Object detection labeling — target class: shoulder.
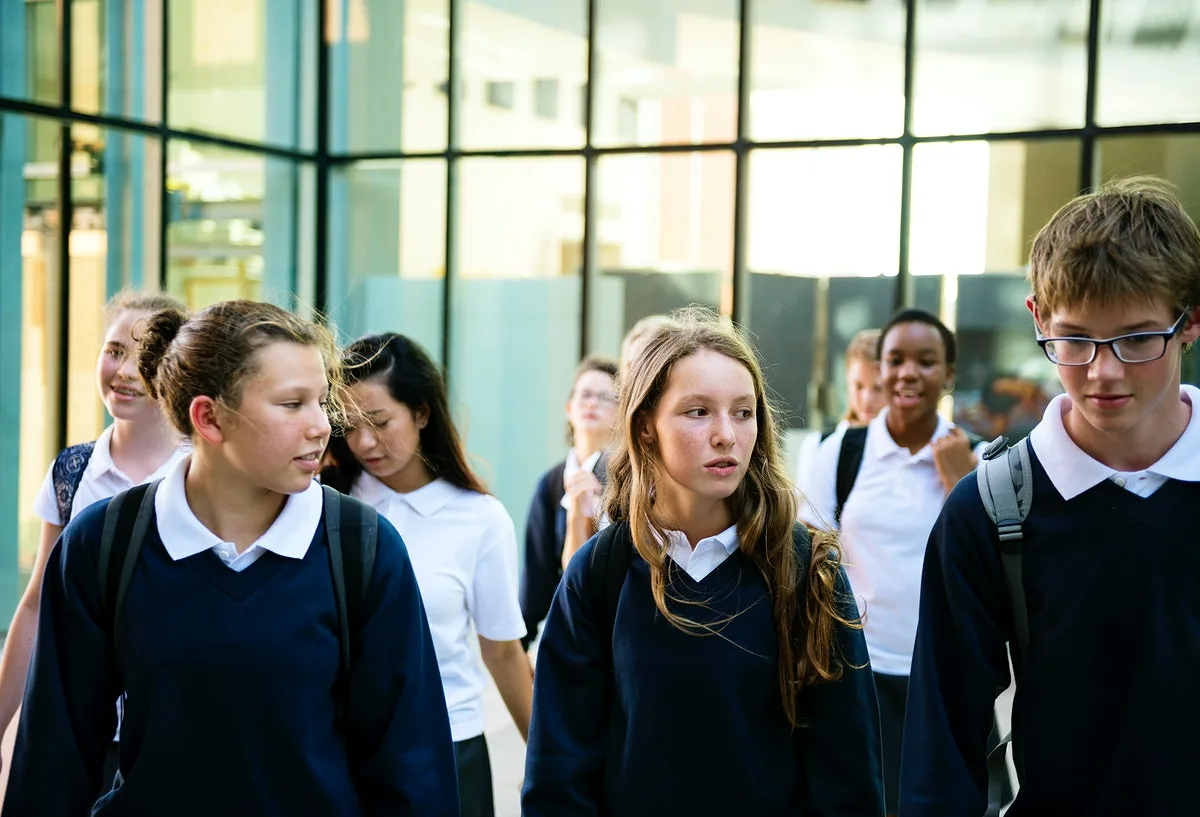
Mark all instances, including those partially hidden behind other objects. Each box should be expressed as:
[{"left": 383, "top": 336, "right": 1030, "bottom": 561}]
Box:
[
  {"left": 56, "top": 497, "right": 114, "bottom": 567},
  {"left": 533, "top": 462, "right": 567, "bottom": 496},
  {"left": 52, "top": 441, "right": 98, "bottom": 476},
  {"left": 454, "top": 488, "right": 514, "bottom": 527}
]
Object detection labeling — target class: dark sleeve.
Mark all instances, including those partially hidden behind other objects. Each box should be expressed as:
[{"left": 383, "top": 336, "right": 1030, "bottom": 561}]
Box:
[
  {"left": 345, "top": 518, "right": 459, "bottom": 817},
  {"left": 899, "top": 474, "right": 1013, "bottom": 817},
  {"left": 521, "top": 535, "right": 610, "bottom": 817},
  {"left": 796, "top": 566, "right": 886, "bottom": 817},
  {"left": 2, "top": 504, "right": 121, "bottom": 817},
  {"left": 520, "top": 468, "right": 562, "bottom": 650}
]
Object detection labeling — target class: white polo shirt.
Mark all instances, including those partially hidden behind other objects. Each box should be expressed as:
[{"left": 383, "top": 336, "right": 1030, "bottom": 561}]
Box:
[
  {"left": 154, "top": 455, "right": 323, "bottom": 572},
  {"left": 33, "top": 425, "right": 189, "bottom": 526},
  {"left": 799, "top": 409, "right": 985, "bottom": 676},
  {"left": 1029, "top": 384, "right": 1200, "bottom": 499},
  {"left": 352, "top": 474, "right": 526, "bottom": 743}
]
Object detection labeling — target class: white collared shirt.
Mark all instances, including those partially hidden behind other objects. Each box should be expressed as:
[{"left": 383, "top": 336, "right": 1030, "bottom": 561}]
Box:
[
  {"left": 154, "top": 456, "right": 323, "bottom": 572},
  {"left": 560, "top": 448, "right": 603, "bottom": 511},
  {"left": 1029, "top": 384, "right": 1200, "bottom": 500},
  {"left": 663, "top": 524, "right": 740, "bottom": 582},
  {"left": 799, "top": 409, "right": 986, "bottom": 676},
  {"left": 34, "top": 425, "right": 189, "bottom": 526},
  {"left": 352, "top": 473, "right": 526, "bottom": 742}
]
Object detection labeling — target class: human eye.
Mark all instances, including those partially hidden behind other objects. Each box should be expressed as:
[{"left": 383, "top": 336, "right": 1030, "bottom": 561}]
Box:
[
  {"left": 281, "top": 401, "right": 302, "bottom": 409},
  {"left": 684, "top": 407, "right": 708, "bottom": 418},
  {"left": 735, "top": 408, "right": 755, "bottom": 420}
]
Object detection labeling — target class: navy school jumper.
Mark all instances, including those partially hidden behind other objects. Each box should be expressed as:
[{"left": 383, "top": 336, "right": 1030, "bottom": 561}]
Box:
[
  {"left": 3, "top": 497, "right": 459, "bottom": 817},
  {"left": 901, "top": 447, "right": 1200, "bottom": 816},
  {"left": 522, "top": 523, "right": 885, "bottom": 817}
]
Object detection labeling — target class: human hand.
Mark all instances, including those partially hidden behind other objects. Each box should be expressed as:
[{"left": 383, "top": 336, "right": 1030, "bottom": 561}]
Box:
[
  {"left": 564, "top": 470, "right": 603, "bottom": 519},
  {"left": 931, "top": 427, "right": 978, "bottom": 495}
]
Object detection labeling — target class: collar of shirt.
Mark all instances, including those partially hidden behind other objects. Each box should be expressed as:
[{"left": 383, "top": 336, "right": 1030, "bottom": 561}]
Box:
[
  {"left": 663, "top": 524, "right": 740, "bottom": 582},
  {"left": 354, "top": 473, "right": 461, "bottom": 518},
  {"left": 867, "top": 408, "right": 954, "bottom": 464},
  {"left": 154, "top": 455, "right": 323, "bottom": 561},
  {"left": 88, "top": 425, "right": 189, "bottom": 484},
  {"left": 560, "top": 449, "right": 603, "bottom": 510},
  {"left": 1029, "top": 384, "right": 1200, "bottom": 500}
]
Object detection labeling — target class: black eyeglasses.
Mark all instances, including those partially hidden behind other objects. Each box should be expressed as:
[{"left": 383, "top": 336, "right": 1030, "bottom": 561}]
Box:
[{"left": 1037, "top": 312, "right": 1191, "bottom": 366}]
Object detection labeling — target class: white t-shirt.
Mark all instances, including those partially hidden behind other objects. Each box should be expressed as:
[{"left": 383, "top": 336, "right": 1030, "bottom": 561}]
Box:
[
  {"left": 799, "top": 409, "right": 985, "bottom": 676},
  {"left": 352, "top": 474, "right": 526, "bottom": 742},
  {"left": 33, "top": 425, "right": 189, "bottom": 526}
]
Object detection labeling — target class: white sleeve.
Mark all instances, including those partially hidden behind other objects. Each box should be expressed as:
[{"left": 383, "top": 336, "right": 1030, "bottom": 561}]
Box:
[
  {"left": 797, "top": 428, "right": 844, "bottom": 533},
  {"left": 32, "top": 464, "right": 62, "bottom": 526},
  {"left": 469, "top": 503, "right": 528, "bottom": 642}
]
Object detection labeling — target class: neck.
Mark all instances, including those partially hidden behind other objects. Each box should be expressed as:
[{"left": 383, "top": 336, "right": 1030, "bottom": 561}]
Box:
[
  {"left": 573, "top": 434, "right": 605, "bottom": 463},
  {"left": 885, "top": 409, "right": 940, "bottom": 454},
  {"left": 653, "top": 489, "right": 734, "bottom": 549},
  {"left": 380, "top": 459, "right": 436, "bottom": 495},
  {"left": 1064, "top": 389, "right": 1190, "bottom": 472},
  {"left": 185, "top": 451, "right": 287, "bottom": 552},
  {"left": 109, "top": 414, "right": 180, "bottom": 481}
]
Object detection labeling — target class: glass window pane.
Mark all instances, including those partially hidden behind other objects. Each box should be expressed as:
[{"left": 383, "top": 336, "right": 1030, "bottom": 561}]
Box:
[
  {"left": 913, "top": 0, "right": 1088, "bottom": 136},
  {"left": 910, "top": 139, "right": 1081, "bottom": 440},
  {"left": 165, "top": 141, "right": 312, "bottom": 310},
  {"left": 744, "top": 146, "right": 902, "bottom": 434},
  {"left": 12, "top": 0, "right": 60, "bottom": 105},
  {"left": 588, "top": 151, "right": 736, "bottom": 356},
  {"left": 328, "top": 159, "right": 446, "bottom": 356},
  {"left": 1097, "top": 2, "right": 1200, "bottom": 127},
  {"left": 748, "top": 0, "right": 905, "bottom": 141},
  {"left": 451, "top": 157, "right": 584, "bottom": 535},
  {"left": 72, "top": 0, "right": 164, "bottom": 121},
  {"left": 329, "top": 0, "right": 448, "bottom": 155},
  {"left": 168, "top": 0, "right": 316, "bottom": 150},
  {"left": 459, "top": 1, "right": 587, "bottom": 150},
  {"left": 593, "top": 0, "right": 739, "bottom": 147}
]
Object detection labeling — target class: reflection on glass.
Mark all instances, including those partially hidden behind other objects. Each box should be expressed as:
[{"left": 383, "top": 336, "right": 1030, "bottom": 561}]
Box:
[
  {"left": 589, "top": 151, "right": 735, "bottom": 357},
  {"left": 330, "top": 160, "right": 446, "bottom": 355},
  {"left": 459, "top": 1, "right": 587, "bottom": 150},
  {"left": 744, "top": 146, "right": 902, "bottom": 432},
  {"left": 168, "top": 0, "right": 315, "bottom": 149},
  {"left": 912, "top": 0, "right": 1088, "bottom": 135},
  {"left": 451, "top": 157, "right": 584, "bottom": 535},
  {"left": 166, "top": 141, "right": 310, "bottom": 310},
  {"left": 71, "top": 0, "right": 162, "bottom": 120},
  {"left": 593, "top": 0, "right": 739, "bottom": 147},
  {"left": 910, "top": 139, "right": 1079, "bottom": 440},
  {"left": 15, "top": 0, "right": 59, "bottom": 104},
  {"left": 329, "top": 0, "right": 449, "bottom": 154},
  {"left": 1097, "top": 2, "right": 1200, "bottom": 127},
  {"left": 1096, "top": 135, "right": 1200, "bottom": 222},
  {"left": 747, "top": 0, "right": 905, "bottom": 140}
]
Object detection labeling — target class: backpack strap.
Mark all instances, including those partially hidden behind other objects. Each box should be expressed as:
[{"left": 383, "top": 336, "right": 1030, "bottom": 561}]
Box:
[
  {"left": 976, "top": 436, "right": 1033, "bottom": 657},
  {"left": 834, "top": 426, "right": 868, "bottom": 525},
  {"left": 587, "top": 522, "right": 633, "bottom": 668},
  {"left": 52, "top": 441, "right": 97, "bottom": 525},
  {"left": 321, "top": 486, "right": 379, "bottom": 698},
  {"left": 97, "top": 481, "right": 160, "bottom": 640}
]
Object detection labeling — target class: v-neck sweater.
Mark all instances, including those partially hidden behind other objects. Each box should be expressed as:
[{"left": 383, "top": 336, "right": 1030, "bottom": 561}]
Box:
[{"left": 3, "top": 498, "right": 459, "bottom": 817}]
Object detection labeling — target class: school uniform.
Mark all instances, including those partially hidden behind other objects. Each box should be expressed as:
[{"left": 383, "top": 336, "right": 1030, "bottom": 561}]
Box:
[
  {"left": 798, "top": 408, "right": 985, "bottom": 813},
  {"left": 352, "top": 473, "right": 527, "bottom": 817},
  {"left": 902, "top": 385, "right": 1200, "bottom": 817},
  {"left": 4, "top": 456, "right": 458, "bottom": 817},
  {"left": 521, "top": 450, "right": 608, "bottom": 649},
  {"left": 33, "top": 425, "right": 188, "bottom": 526},
  {"left": 522, "top": 522, "right": 884, "bottom": 817}
]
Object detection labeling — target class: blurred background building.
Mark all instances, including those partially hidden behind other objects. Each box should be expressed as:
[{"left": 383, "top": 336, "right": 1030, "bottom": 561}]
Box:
[{"left": 1, "top": 0, "right": 1199, "bottom": 617}]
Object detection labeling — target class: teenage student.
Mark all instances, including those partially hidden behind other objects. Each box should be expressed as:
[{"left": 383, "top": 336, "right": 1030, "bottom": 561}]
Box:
[
  {"left": 521, "top": 356, "right": 619, "bottom": 648},
  {"left": 2, "top": 301, "right": 458, "bottom": 816},
  {"left": 799, "top": 308, "right": 983, "bottom": 817},
  {"left": 0, "top": 290, "right": 188, "bottom": 781},
  {"left": 901, "top": 177, "right": 1200, "bottom": 815},
  {"left": 321, "top": 333, "right": 531, "bottom": 817},
  {"left": 523, "top": 309, "right": 884, "bottom": 817},
  {"left": 618, "top": 314, "right": 671, "bottom": 380}
]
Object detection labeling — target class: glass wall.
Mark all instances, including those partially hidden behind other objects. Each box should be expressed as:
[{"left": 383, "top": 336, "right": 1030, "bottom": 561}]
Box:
[{"left": 4, "top": 0, "right": 1200, "bottom": 609}]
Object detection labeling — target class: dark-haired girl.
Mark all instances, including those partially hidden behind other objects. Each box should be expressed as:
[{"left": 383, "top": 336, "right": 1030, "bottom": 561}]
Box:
[
  {"left": 322, "top": 333, "right": 532, "bottom": 817},
  {"left": 3, "top": 301, "right": 458, "bottom": 817},
  {"left": 523, "top": 309, "right": 883, "bottom": 817},
  {"left": 799, "top": 308, "right": 985, "bottom": 816}
]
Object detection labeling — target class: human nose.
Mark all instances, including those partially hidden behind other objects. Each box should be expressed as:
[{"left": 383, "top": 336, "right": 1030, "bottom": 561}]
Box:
[
  {"left": 309, "top": 405, "right": 331, "bottom": 439},
  {"left": 1088, "top": 343, "right": 1125, "bottom": 380},
  {"left": 711, "top": 413, "right": 735, "bottom": 447},
  {"left": 116, "top": 351, "right": 139, "bottom": 381}
]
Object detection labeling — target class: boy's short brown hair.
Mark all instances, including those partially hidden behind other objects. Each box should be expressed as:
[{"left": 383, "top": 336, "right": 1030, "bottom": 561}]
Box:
[{"left": 1029, "top": 176, "right": 1200, "bottom": 316}]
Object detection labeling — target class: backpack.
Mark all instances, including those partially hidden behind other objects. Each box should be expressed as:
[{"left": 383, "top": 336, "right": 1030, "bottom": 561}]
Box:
[
  {"left": 51, "top": 441, "right": 97, "bottom": 526},
  {"left": 833, "top": 425, "right": 986, "bottom": 524},
  {"left": 96, "top": 482, "right": 378, "bottom": 703}
]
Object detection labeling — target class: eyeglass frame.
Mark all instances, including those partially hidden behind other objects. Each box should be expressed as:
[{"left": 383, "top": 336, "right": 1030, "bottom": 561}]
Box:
[{"left": 1035, "top": 311, "right": 1192, "bottom": 366}]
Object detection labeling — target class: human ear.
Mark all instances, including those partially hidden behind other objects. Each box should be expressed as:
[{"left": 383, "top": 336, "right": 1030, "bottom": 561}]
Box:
[
  {"left": 190, "top": 396, "right": 225, "bottom": 447},
  {"left": 637, "top": 413, "right": 656, "bottom": 446},
  {"left": 414, "top": 403, "right": 431, "bottom": 431},
  {"left": 1026, "top": 295, "right": 1046, "bottom": 335},
  {"left": 1180, "top": 306, "right": 1200, "bottom": 345}
]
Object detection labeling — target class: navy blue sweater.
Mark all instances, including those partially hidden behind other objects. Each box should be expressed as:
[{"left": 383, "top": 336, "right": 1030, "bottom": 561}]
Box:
[
  {"left": 4, "top": 498, "right": 459, "bottom": 817},
  {"left": 902, "top": 449, "right": 1200, "bottom": 816},
  {"left": 522, "top": 529, "right": 884, "bottom": 817}
]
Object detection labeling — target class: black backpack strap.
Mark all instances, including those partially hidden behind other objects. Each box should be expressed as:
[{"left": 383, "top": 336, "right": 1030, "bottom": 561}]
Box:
[
  {"left": 321, "top": 486, "right": 379, "bottom": 699},
  {"left": 52, "top": 441, "right": 97, "bottom": 525},
  {"left": 587, "top": 522, "right": 633, "bottom": 668},
  {"left": 97, "top": 481, "right": 160, "bottom": 639},
  {"left": 834, "top": 427, "right": 868, "bottom": 525}
]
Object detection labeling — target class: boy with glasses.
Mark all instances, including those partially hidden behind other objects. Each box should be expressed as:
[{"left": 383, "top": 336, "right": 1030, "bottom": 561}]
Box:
[{"left": 900, "top": 177, "right": 1200, "bottom": 816}]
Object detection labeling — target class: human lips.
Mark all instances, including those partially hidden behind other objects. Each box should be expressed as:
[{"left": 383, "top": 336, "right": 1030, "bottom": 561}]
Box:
[
  {"left": 294, "top": 450, "right": 323, "bottom": 472},
  {"left": 704, "top": 457, "right": 739, "bottom": 477},
  {"left": 892, "top": 387, "right": 923, "bottom": 408},
  {"left": 110, "top": 383, "right": 144, "bottom": 400},
  {"left": 1086, "top": 392, "right": 1132, "bottom": 410}
]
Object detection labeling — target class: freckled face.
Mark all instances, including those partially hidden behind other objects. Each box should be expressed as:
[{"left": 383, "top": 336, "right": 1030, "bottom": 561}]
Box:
[{"left": 98, "top": 309, "right": 157, "bottom": 422}]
